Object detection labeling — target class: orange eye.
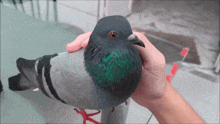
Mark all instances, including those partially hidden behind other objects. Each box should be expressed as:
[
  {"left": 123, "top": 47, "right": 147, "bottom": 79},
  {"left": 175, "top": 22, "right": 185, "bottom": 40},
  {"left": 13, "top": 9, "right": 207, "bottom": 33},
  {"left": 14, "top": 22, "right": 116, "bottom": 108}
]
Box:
[{"left": 109, "top": 32, "right": 117, "bottom": 38}]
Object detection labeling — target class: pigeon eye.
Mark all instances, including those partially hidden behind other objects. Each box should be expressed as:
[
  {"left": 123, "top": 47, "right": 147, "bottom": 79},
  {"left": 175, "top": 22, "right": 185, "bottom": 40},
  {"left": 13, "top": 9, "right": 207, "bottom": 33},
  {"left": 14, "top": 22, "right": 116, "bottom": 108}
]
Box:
[{"left": 109, "top": 32, "right": 117, "bottom": 38}]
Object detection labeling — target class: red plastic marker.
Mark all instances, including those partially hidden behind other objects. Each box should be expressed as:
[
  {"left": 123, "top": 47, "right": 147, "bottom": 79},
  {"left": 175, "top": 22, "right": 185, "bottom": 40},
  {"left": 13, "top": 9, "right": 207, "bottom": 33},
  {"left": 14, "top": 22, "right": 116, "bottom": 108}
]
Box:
[
  {"left": 167, "top": 63, "right": 179, "bottom": 83},
  {"left": 166, "top": 75, "right": 173, "bottom": 83},
  {"left": 180, "top": 48, "right": 189, "bottom": 56},
  {"left": 171, "top": 63, "right": 179, "bottom": 75}
]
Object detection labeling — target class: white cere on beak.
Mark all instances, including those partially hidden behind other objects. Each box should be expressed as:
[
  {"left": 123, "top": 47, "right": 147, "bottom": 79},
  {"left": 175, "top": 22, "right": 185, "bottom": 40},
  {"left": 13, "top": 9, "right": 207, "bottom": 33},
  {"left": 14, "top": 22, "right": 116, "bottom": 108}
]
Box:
[{"left": 127, "top": 34, "right": 137, "bottom": 41}]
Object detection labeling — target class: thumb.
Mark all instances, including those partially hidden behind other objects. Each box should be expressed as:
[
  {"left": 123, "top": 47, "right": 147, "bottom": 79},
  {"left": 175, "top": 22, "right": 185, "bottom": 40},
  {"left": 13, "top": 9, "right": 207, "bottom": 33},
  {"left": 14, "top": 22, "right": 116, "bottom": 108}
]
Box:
[{"left": 133, "top": 31, "right": 165, "bottom": 67}]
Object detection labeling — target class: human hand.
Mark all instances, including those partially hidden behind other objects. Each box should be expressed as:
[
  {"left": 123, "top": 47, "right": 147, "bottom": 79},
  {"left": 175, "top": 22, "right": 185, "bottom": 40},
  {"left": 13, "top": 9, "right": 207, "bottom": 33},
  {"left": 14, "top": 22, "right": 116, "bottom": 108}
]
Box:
[
  {"left": 130, "top": 31, "right": 167, "bottom": 108},
  {"left": 66, "top": 31, "right": 167, "bottom": 108}
]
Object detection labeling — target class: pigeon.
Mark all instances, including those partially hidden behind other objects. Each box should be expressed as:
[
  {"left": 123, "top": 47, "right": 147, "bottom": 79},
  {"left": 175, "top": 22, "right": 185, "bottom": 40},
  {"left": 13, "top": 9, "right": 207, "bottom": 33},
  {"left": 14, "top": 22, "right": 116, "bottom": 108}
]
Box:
[{"left": 8, "top": 15, "right": 145, "bottom": 124}]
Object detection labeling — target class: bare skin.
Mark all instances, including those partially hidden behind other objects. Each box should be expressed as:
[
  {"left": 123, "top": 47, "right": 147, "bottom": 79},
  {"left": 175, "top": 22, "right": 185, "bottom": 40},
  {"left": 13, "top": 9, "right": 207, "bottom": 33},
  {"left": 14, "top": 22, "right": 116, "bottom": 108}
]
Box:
[{"left": 66, "top": 31, "right": 205, "bottom": 123}]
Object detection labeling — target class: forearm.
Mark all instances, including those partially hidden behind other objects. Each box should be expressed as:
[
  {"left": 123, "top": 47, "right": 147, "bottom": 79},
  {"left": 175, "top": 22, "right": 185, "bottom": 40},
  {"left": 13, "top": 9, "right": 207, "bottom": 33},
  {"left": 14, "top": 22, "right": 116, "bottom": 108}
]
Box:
[{"left": 147, "top": 82, "right": 205, "bottom": 123}]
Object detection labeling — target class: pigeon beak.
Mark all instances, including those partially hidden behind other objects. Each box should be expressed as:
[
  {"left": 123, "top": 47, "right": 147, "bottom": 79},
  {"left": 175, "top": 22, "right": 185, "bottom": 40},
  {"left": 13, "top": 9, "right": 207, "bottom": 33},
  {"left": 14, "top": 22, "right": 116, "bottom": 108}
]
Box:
[{"left": 127, "top": 34, "right": 145, "bottom": 48}]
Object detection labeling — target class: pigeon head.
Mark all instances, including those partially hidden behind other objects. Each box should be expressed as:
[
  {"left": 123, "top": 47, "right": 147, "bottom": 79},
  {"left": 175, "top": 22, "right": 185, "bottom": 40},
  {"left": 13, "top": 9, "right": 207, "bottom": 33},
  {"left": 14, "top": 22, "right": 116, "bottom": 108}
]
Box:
[
  {"left": 84, "top": 15, "right": 144, "bottom": 98},
  {"left": 89, "top": 15, "right": 145, "bottom": 49}
]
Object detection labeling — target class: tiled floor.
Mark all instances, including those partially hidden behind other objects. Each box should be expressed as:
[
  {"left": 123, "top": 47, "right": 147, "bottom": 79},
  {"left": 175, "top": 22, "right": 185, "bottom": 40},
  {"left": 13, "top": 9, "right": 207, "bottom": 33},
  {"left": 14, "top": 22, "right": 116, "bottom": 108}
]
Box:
[
  {"left": 1, "top": 0, "right": 219, "bottom": 123},
  {"left": 129, "top": 1, "right": 219, "bottom": 70}
]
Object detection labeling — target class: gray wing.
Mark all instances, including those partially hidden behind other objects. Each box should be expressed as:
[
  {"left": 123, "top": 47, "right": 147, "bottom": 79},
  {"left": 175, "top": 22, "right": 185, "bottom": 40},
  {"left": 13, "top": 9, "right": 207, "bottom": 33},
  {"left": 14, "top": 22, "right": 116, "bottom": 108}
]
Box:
[{"left": 47, "top": 49, "right": 123, "bottom": 110}]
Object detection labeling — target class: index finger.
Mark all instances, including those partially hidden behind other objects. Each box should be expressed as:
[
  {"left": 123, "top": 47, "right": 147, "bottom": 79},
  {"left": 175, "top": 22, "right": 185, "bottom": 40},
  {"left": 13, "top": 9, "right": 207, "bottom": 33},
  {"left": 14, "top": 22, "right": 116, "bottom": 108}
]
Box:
[{"left": 66, "top": 31, "right": 92, "bottom": 53}]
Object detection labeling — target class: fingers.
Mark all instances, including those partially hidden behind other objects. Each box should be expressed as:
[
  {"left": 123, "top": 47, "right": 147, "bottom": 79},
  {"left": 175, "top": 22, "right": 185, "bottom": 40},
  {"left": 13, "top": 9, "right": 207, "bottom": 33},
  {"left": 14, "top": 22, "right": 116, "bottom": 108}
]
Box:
[
  {"left": 133, "top": 31, "right": 165, "bottom": 66},
  {"left": 81, "top": 37, "right": 90, "bottom": 48},
  {"left": 66, "top": 31, "right": 92, "bottom": 53},
  {"left": 66, "top": 41, "right": 83, "bottom": 53}
]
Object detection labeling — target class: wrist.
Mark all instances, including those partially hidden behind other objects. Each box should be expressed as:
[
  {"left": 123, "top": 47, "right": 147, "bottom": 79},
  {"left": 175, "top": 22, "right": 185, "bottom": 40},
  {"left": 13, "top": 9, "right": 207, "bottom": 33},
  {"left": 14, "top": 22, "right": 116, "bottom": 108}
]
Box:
[
  {"left": 144, "top": 81, "right": 171, "bottom": 113},
  {"left": 145, "top": 82, "right": 205, "bottom": 123}
]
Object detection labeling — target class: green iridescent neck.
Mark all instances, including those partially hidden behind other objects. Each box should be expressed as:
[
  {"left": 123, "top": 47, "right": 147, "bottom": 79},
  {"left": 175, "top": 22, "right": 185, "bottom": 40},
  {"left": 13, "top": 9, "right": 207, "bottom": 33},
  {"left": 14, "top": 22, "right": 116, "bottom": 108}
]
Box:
[{"left": 87, "top": 48, "right": 135, "bottom": 87}]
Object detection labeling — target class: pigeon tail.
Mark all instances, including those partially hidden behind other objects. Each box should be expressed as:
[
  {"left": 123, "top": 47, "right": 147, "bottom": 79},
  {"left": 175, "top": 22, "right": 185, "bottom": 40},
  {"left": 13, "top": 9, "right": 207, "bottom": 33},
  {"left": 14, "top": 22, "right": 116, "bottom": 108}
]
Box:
[
  {"left": 8, "top": 58, "right": 37, "bottom": 91},
  {"left": 16, "top": 58, "right": 37, "bottom": 83},
  {"left": 8, "top": 73, "right": 33, "bottom": 91}
]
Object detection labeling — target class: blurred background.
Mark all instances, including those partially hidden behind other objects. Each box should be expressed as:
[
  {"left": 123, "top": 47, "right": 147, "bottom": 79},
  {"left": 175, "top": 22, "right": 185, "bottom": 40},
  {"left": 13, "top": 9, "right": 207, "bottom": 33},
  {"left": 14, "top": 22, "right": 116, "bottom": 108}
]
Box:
[{"left": 1, "top": 0, "right": 219, "bottom": 123}]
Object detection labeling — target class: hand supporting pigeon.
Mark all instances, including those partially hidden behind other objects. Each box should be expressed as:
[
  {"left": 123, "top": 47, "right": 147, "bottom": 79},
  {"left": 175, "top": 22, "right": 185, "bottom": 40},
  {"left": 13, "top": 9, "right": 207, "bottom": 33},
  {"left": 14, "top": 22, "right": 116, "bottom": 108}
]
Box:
[
  {"left": 66, "top": 30, "right": 168, "bottom": 109},
  {"left": 66, "top": 29, "right": 207, "bottom": 124}
]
